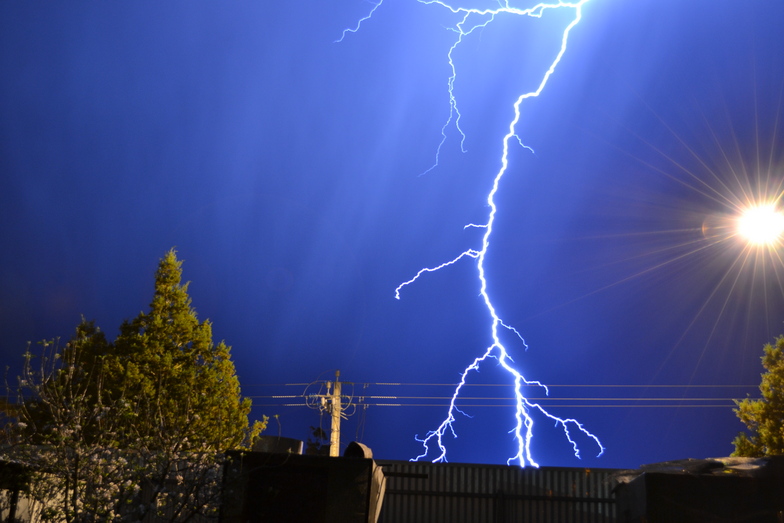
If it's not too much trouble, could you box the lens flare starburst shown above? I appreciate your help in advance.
[737,202,784,247]
[590,88,784,381]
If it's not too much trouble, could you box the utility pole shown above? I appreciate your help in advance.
[309,370,350,456]
[329,370,342,457]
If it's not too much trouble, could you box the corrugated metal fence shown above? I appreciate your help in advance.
[376,461,618,523]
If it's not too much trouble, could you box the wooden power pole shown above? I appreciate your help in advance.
[328,370,343,457]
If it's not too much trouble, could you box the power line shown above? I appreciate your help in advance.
[243,382,758,388]
[254,403,752,409]
[246,395,743,401]
[245,378,760,415]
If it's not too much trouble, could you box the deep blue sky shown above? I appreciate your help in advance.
[2,0,784,469]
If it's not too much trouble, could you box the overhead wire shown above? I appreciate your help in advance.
[244,382,759,388]
[246,380,759,410]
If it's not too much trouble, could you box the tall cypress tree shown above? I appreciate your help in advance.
[113,249,256,451]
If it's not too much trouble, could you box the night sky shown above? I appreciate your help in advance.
[2,0,784,469]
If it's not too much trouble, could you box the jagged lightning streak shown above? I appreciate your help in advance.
[343,0,604,466]
[335,0,384,43]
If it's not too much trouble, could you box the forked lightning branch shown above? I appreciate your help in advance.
[340,0,604,467]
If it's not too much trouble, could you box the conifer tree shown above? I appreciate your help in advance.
[112,249,259,451]
[732,335,784,457]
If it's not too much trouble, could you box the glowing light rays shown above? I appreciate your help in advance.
[341,0,603,466]
[568,78,784,383]
[737,203,784,246]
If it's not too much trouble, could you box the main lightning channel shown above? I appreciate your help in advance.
[344,0,604,466]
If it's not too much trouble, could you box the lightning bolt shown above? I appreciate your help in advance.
[343,0,604,466]
[335,0,384,43]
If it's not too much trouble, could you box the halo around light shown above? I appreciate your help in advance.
[736,203,784,247]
